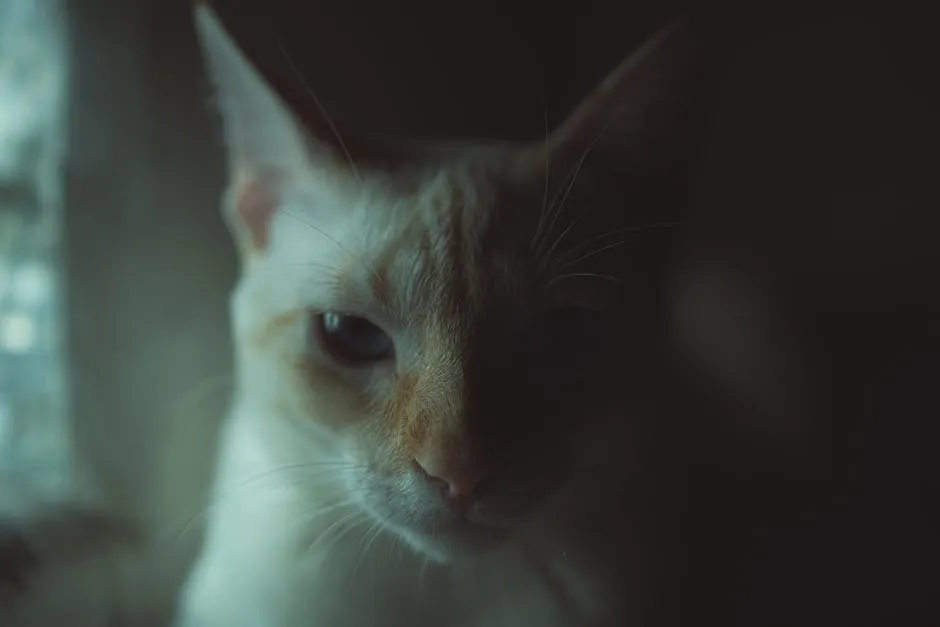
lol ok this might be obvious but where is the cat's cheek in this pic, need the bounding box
[292,355,383,427]
[348,471,416,530]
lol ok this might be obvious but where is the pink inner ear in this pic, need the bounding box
[230,172,280,251]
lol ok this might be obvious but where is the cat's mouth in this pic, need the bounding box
[397,516,512,563]
[353,467,534,561]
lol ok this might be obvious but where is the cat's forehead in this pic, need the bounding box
[367,164,537,327]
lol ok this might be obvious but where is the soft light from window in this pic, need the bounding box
[0,312,37,353]
[11,262,52,307]
[0,0,69,484]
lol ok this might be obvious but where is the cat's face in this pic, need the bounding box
[195,5,700,562]
[232,164,628,560]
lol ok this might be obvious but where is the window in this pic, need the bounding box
[0,0,70,490]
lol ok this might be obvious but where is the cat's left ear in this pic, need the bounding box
[193,3,352,258]
[513,16,709,179]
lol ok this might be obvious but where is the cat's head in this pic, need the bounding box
[194,4,704,562]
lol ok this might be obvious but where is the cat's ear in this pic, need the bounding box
[193,4,350,257]
[513,16,708,179]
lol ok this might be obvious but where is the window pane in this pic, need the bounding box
[0,0,69,490]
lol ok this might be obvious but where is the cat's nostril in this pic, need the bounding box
[412,457,491,503]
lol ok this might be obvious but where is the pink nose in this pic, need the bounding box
[412,455,491,502]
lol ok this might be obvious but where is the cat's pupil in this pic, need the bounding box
[317,312,394,364]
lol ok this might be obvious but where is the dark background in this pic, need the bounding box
[63,1,939,625]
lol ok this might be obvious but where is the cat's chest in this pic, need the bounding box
[281,533,622,627]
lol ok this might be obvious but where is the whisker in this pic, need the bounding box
[534,153,587,258]
[351,521,384,578]
[552,238,632,275]
[313,512,371,565]
[390,532,406,570]
[551,221,684,278]
[159,462,364,541]
[539,214,583,269]
[271,33,361,182]
[167,372,234,423]
[530,102,552,251]
[418,555,431,597]
[547,272,624,288]
[233,461,363,490]
[280,210,354,256]
[554,221,682,268]
[534,120,610,259]
[292,499,361,530]
[303,509,362,557]
[350,521,377,574]
[254,261,344,275]
[278,210,386,290]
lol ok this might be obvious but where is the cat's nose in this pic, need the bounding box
[412,456,492,503]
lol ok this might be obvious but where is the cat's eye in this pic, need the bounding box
[314,312,395,365]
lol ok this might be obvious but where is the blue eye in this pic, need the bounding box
[315,312,395,365]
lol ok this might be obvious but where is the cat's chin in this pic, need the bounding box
[396,520,512,564]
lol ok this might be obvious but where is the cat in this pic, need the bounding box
[174,4,710,627]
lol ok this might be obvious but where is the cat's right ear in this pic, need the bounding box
[510,15,708,182]
[193,4,349,258]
